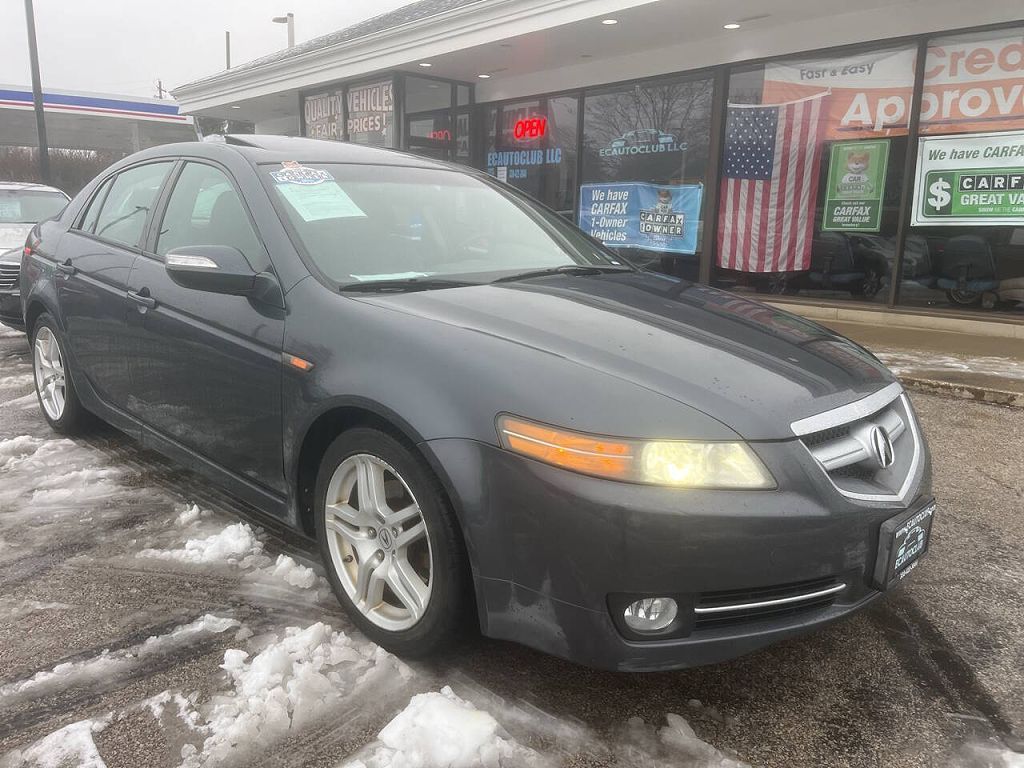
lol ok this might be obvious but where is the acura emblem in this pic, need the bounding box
[869,426,895,469]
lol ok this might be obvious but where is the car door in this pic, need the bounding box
[56,161,174,409]
[126,160,287,494]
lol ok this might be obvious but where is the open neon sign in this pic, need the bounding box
[513,116,547,140]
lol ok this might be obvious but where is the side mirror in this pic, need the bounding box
[164,246,283,307]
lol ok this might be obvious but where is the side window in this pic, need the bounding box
[156,163,263,267]
[78,176,113,234]
[93,162,174,248]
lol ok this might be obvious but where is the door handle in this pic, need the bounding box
[56,260,76,276]
[127,289,156,311]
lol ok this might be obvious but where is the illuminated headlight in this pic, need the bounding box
[497,415,775,489]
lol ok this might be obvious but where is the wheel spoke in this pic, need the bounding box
[384,503,421,527]
[326,501,368,529]
[387,557,429,621]
[356,457,389,519]
[353,553,386,609]
[395,520,426,549]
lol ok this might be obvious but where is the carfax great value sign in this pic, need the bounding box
[911,129,1024,226]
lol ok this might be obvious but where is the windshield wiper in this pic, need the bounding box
[339,277,478,293]
[491,264,634,284]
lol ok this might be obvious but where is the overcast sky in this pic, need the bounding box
[0,0,411,99]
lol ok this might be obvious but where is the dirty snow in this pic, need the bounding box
[876,349,1024,382]
[0,435,125,507]
[137,522,265,566]
[0,614,238,708]
[342,686,543,768]
[178,622,412,767]
[266,554,319,589]
[175,503,204,526]
[0,598,71,621]
[0,717,110,768]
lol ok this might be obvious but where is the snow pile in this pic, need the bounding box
[137,522,264,566]
[0,436,125,507]
[265,554,318,589]
[180,622,410,767]
[0,598,71,621]
[0,717,110,768]
[954,742,1024,768]
[613,713,749,768]
[176,503,203,526]
[0,372,34,388]
[0,614,238,708]
[343,686,544,768]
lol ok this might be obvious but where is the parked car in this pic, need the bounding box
[18,136,934,671]
[0,182,70,330]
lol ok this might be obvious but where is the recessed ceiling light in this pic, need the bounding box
[601,18,618,25]
[230,105,241,109]
[418,61,432,67]
[723,22,741,29]
[580,54,593,59]
[477,73,491,79]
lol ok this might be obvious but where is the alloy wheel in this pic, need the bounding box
[323,453,433,631]
[34,327,66,421]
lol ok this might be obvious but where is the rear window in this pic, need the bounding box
[262,162,618,285]
[0,189,68,224]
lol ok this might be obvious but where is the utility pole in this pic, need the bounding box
[225,30,231,69]
[272,13,295,48]
[155,79,166,99]
[23,0,50,184]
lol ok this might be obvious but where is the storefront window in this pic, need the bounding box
[580,76,713,278]
[902,27,1024,314]
[346,78,394,148]
[302,90,343,141]
[404,76,452,113]
[485,96,578,216]
[712,46,915,302]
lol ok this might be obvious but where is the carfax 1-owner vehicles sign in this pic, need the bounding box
[578,182,703,254]
[912,129,1024,226]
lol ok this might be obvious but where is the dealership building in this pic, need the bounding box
[172,0,1024,326]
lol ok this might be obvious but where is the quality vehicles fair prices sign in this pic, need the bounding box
[911,130,1024,226]
[823,139,890,232]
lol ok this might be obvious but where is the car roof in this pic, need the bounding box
[0,181,67,196]
[129,135,461,172]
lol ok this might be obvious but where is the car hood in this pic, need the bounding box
[0,224,32,257]
[355,272,895,440]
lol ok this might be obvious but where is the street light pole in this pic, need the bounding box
[272,13,295,48]
[225,30,231,69]
[22,0,50,184]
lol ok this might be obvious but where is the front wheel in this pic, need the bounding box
[314,427,469,656]
[946,289,982,306]
[31,313,92,435]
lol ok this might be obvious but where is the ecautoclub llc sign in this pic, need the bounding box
[912,129,1024,226]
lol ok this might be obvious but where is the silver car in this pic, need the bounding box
[0,181,70,331]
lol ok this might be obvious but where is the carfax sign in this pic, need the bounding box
[823,139,890,232]
[578,182,703,255]
[912,130,1024,226]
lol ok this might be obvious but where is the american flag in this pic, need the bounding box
[716,94,827,273]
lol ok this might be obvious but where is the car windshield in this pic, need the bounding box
[262,163,625,286]
[0,189,68,224]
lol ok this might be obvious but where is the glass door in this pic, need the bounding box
[405,110,454,162]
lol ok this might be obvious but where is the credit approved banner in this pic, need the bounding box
[578,182,703,255]
[823,139,890,231]
[911,130,1024,226]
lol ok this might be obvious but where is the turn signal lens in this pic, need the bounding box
[497,415,774,489]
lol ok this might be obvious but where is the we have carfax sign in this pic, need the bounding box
[912,130,1024,226]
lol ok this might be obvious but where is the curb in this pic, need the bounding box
[899,376,1024,409]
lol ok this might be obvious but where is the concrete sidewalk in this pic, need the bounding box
[822,320,1024,407]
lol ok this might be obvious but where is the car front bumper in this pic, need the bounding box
[0,288,23,329]
[425,436,932,671]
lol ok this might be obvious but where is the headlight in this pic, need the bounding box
[497,415,775,489]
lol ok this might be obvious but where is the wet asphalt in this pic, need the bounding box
[0,328,1022,767]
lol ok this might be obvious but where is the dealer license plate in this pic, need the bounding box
[872,502,935,590]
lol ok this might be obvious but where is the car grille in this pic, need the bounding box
[0,263,19,291]
[694,576,844,630]
[791,382,922,502]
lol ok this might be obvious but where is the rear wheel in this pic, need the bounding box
[315,427,468,656]
[31,314,91,435]
[946,289,982,306]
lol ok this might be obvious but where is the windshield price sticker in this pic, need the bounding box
[270,161,335,186]
[912,130,1024,226]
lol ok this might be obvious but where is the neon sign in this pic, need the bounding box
[513,116,547,140]
[428,129,452,141]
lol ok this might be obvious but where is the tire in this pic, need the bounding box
[30,313,92,435]
[946,289,982,307]
[314,427,469,657]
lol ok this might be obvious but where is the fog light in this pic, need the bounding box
[623,597,678,633]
